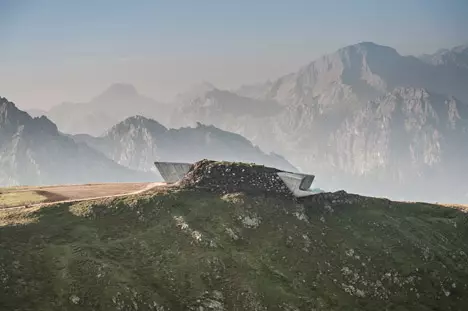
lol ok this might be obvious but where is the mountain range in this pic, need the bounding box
[0,97,154,186]
[73,116,297,174]
[33,83,172,136]
[169,42,468,202]
[1,97,295,186]
[20,41,468,202]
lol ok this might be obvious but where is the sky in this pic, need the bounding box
[1,0,467,109]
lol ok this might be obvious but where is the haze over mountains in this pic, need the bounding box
[37,83,172,136]
[14,41,468,202]
[73,116,296,174]
[169,42,468,202]
[1,97,295,187]
[0,97,154,186]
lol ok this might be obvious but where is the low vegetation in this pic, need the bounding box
[0,190,47,208]
[1,185,467,310]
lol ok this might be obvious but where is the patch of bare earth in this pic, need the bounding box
[34,183,152,200]
[0,183,158,208]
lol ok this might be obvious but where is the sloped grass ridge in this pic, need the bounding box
[1,189,468,310]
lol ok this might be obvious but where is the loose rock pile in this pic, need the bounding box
[179,159,293,198]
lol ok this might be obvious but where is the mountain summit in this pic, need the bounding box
[92,83,140,103]
[44,84,170,136]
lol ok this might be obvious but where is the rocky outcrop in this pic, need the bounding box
[179,160,292,197]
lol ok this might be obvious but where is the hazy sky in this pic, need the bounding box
[1,0,467,109]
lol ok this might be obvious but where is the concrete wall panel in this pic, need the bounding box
[154,162,192,183]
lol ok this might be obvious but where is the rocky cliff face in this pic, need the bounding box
[319,88,468,201]
[79,115,169,173]
[328,88,468,175]
[419,44,468,68]
[169,42,468,202]
[0,97,154,186]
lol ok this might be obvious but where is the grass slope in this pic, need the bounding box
[0,190,47,207]
[1,188,467,310]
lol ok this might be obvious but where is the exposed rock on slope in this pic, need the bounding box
[74,116,168,173]
[321,87,468,201]
[329,88,468,174]
[179,160,292,197]
[25,108,47,118]
[74,116,297,174]
[0,97,154,186]
[1,162,467,310]
[419,44,468,68]
[172,43,468,145]
[262,42,468,111]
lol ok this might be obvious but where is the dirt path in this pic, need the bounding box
[3,182,167,210]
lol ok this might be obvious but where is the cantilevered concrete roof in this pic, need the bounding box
[154,162,192,183]
[276,171,315,197]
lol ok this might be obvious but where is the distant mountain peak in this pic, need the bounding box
[106,83,138,95]
[92,83,139,102]
[174,81,217,104]
[104,115,168,137]
[335,42,400,60]
[123,115,166,127]
[418,44,468,67]
[1,97,32,126]
[0,96,19,110]
[197,81,217,90]
[0,97,58,135]
[452,44,468,54]
[0,96,15,111]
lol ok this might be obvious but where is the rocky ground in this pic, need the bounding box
[179,160,292,198]
[1,161,467,310]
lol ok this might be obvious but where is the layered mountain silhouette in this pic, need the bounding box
[28,41,468,202]
[74,115,297,174]
[319,87,468,201]
[170,87,282,129]
[41,83,171,136]
[0,97,155,186]
[1,97,295,186]
[419,44,468,68]
[169,42,468,202]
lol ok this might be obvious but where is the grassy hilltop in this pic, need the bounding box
[1,161,468,311]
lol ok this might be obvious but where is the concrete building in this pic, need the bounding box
[154,161,316,198]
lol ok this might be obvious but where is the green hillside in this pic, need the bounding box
[1,184,467,310]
